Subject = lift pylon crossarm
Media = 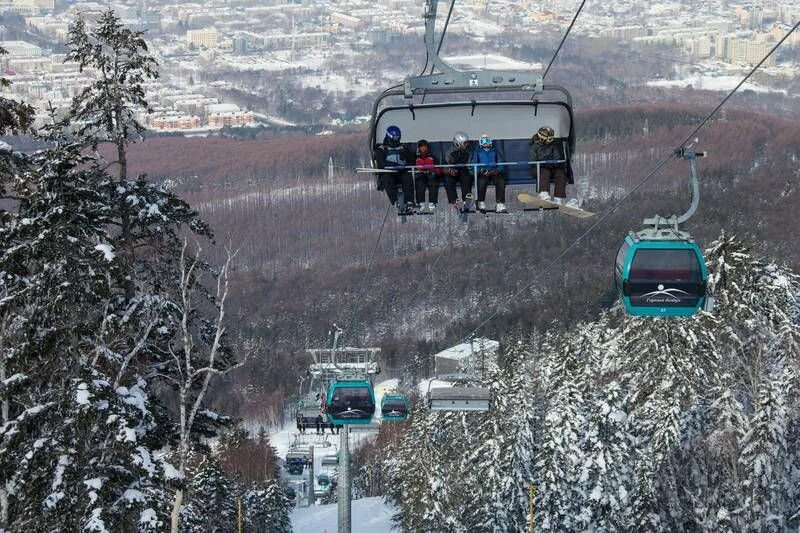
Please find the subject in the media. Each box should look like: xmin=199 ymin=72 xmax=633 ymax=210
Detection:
xmin=404 ymin=0 xmax=543 ymax=97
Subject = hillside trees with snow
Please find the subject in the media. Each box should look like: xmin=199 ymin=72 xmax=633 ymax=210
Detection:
xmin=384 ymin=234 xmax=800 ymax=531
xmin=0 ymin=13 xmax=291 ymax=532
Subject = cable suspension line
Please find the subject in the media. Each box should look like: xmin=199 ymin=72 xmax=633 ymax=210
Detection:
xmin=542 ymin=0 xmax=589 ymax=81
xmin=429 ymin=0 xmax=457 ymax=74
xmin=343 ymin=202 xmax=393 ymax=340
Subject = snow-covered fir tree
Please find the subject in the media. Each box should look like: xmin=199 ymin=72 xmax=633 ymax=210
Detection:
xmin=0 ymin=13 xmax=262 ymax=532
xmin=0 ymin=122 xmax=171 ymax=530
xmin=242 ymin=481 xmax=293 ymax=533
xmin=179 ymin=456 xmax=237 ymax=532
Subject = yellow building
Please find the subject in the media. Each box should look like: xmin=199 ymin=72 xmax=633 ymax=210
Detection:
xmin=186 ymin=27 xmax=218 ymax=48
xmin=724 ymin=37 xmax=774 ymax=67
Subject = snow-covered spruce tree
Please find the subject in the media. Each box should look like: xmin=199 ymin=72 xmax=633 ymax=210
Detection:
xmin=65 ymin=9 xmax=161 ymax=301
xmin=0 ymin=123 xmax=171 ymax=530
xmin=0 ymin=46 xmax=35 ymax=527
xmin=385 ymin=405 xmax=466 ymax=532
xmin=64 ymin=14 xmax=246 ymax=531
xmin=533 ymin=327 xmax=592 ymax=530
xmin=458 ymin=336 xmax=540 ymax=532
xmin=242 ymin=481 xmax=292 ymax=533
xmin=179 ymin=455 xmax=237 ymax=532
xmin=692 ymin=235 xmax=800 ymax=529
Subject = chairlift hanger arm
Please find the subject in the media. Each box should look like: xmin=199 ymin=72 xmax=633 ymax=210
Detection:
xmin=642 ymin=149 xmax=706 ymax=230
xmin=405 ymin=0 xmax=543 ymax=97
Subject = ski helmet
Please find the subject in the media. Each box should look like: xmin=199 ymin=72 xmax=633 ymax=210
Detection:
xmin=535 ymin=126 xmax=555 ymax=143
xmin=386 ymin=125 xmax=402 ymax=142
xmin=479 ymin=134 xmax=492 ymax=150
xmin=453 ymin=131 xmax=469 ymax=148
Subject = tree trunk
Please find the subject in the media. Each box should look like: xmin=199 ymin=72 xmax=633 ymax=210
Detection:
xmin=0 ymin=356 xmax=8 ymax=527
xmin=170 ymin=488 xmax=183 ymax=533
xmin=117 ymin=130 xmax=135 ymax=301
xmin=171 ymin=391 xmax=189 ymax=533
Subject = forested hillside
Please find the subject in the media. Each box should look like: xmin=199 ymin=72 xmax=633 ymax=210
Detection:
xmin=117 ymin=104 xmax=800 ymax=425
xmin=380 ymin=235 xmax=800 ymax=530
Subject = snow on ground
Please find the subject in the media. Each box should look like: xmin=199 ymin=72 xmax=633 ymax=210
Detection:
xmin=297 ymin=73 xmax=381 ymax=96
xmin=444 ymin=54 xmax=540 ymax=71
xmin=291 ymin=496 xmax=395 ymax=533
xmin=646 ymin=74 xmax=789 ymax=95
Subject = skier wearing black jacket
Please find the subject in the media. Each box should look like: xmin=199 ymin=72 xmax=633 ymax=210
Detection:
xmin=444 ymin=131 xmax=473 ymax=209
xmin=374 ymin=125 xmax=415 ymax=213
xmin=530 ymin=126 xmax=569 ymax=202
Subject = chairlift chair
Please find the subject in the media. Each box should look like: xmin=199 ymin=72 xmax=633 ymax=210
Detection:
xmin=426 ymin=374 xmax=491 ymax=412
xmin=368 ymin=0 xmax=576 ymax=200
xmin=321 ymin=452 xmax=339 ymax=467
xmin=615 ymin=149 xmax=712 ymax=316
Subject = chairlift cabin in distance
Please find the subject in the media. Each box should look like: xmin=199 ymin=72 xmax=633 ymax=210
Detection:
xmin=615 ymin=149 xmax=712 ymax=317
xmin=368 ymin=0 xmax=576 ymax=209
xmin=380 ymin=393 xmax=410 ymax=421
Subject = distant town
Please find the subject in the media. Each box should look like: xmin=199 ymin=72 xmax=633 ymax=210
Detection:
xmin=1 ymin=0 xmax=798 ymax=132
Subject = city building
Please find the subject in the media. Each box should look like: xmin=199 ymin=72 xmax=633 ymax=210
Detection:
xmin=723 ymin=36 xmax=775 ymax=66
xmin=152 ymin=114 xmax=201 ymax=130
xmin=0 ymin=40 xmax=44 ymax=58
xmin=207 ymin=110 xmax=254 ymax=128
xmin=186 ymin=27 xmax=218 ymax=48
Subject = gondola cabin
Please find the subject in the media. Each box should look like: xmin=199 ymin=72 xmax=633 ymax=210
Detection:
xmin=615 ymin=233 xmax=708 ymax=317
xmin=380 ymin=394 xmax=409 ymax=421
xmin=325 ymin=378 xmax=376 ymax=425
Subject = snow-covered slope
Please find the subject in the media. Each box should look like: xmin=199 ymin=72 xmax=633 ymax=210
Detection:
xmin=291 ymin=496 xmax=395 ymax=532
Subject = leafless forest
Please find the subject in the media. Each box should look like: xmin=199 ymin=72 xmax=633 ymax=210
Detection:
xmin=118 ymin=102 xmax=800 ymax=426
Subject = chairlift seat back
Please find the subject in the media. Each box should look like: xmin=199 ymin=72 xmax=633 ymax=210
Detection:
xmin=427 ymin=386 xmax=490 ymax=412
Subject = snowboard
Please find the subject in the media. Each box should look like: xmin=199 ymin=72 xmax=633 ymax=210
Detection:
xmin=517 ymin=193 xmax=594 ymax=218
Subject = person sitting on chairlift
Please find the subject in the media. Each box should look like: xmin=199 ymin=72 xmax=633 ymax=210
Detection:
xmin=531 ymin=126 xmax=576 ymax=207
xmin=414 ymin=139 xmax=442 ymax=213
xmin=374 ymin=125 xmax=415 ymax=214
xmin=445 ymin=132 xmax=473 ymax=211
xmin=471 ymin=134 xmax=507 ymax=213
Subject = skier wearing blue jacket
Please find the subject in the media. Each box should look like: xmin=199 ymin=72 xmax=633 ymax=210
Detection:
xmin=470 ymin=134 xmax=507 ymax=213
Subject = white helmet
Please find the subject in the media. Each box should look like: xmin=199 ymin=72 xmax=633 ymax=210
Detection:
xmin=453 ymin=131 xmax=469 ymax=148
